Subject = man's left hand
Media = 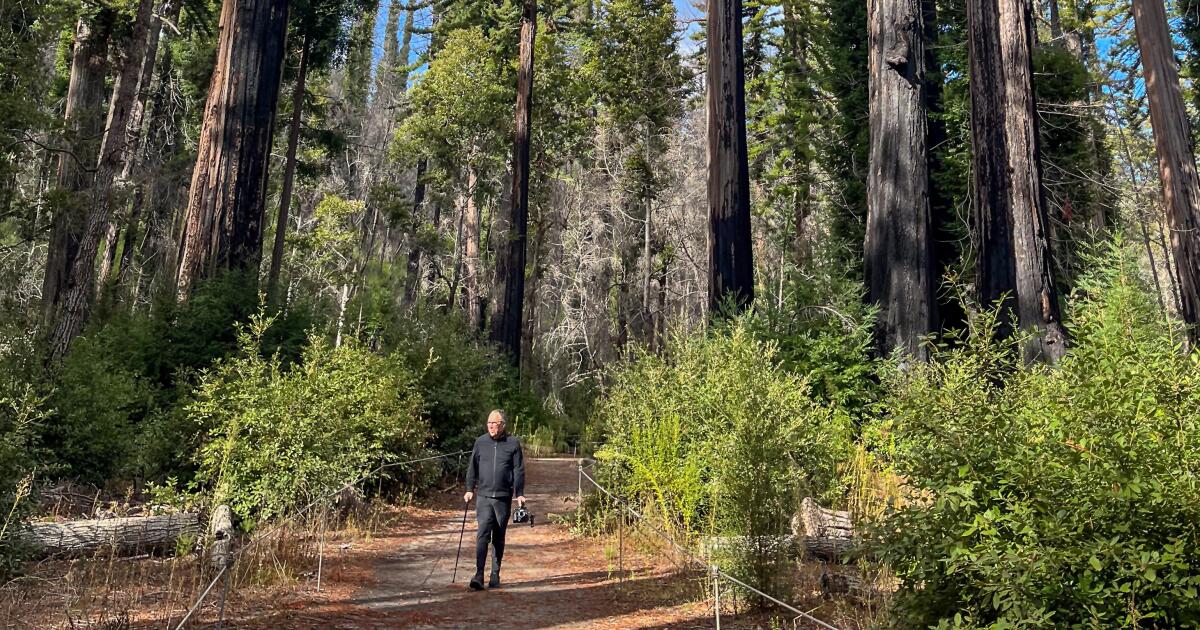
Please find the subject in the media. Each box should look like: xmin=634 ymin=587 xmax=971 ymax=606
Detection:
xmin=516 ymin=496 xmax=526 ymax=507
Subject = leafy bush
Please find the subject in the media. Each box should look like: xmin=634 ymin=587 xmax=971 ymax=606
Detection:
xmin=192 ymin=315 xmax=428 ymax=525
xmin=870 ymin=246 xmax=1200 ymax=628
xmin=47 ymin=331 xmax=154 ymax=481
xmin=40 ymin=272 xmax=312 ymax=484
xmin=747 ymin=270 xmax=880 ymax=418
xmin=595 ymin=323 xmax=852 ymax=593
xmin=0 ymin=376 xmax=43 ymax=578
xmin=382 ymin=309 xmax=551 ymax=452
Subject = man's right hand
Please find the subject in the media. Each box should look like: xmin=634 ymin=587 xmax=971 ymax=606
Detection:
xmin=464 ymin=491 xmax=473 ymax=503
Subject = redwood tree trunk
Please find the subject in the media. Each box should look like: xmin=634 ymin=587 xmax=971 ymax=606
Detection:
xmin=1133 ymin=0 xmax=1200 ymax=347
xmin=267 ymin=33 xmax=311 ymax=303
xmin=41 ymin=13 xmax=114 ymax=331
xmin=49 ymin=0 xmax=155 ymax=359
xmin=706 ymin=0 xmax=754 ymax=315
xmin=489 ymin=0 xmax=536 ymax=367
xmin=967 ymin=0 xmax=1068 ymax=362
xmin=175 ymin=0 xmax=290 ymax=299
xmin=865 ymin=0 xmax=935 ymax=360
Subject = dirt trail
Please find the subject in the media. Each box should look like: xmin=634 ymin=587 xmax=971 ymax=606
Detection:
xmin=227 ymin=458 xmax=734 ymax=629
xmin=6 ymin=458 xmax=857 ymax=629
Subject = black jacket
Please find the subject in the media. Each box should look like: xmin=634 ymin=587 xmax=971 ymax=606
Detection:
xmin=465 ymin=433 xmax=525 ymax=499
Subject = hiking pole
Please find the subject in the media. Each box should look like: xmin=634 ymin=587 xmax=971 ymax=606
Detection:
xmin=452 ymin=499 xmax=470 ymax=583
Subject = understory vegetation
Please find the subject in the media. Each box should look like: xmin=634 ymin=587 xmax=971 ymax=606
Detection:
xmin=587 ymin=244 xmax=1200 ymax=627
xmin=5 ymin=0 xmax=1200 ymax=622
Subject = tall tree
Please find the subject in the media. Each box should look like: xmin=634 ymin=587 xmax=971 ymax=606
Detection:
xmin=49 ymin=0 xmax=157 ymax=359
xmin=706 ymin=0 xmax=753 ymax=314
xmin=175 ymin=0 xmax=291 ymax=299
xmin=267 ymin=34 xmax=311 ymax=302
xmin=864 ymin=0 xmax=935 ymax=359
xmin=490 ymin=0 xmax=537 ymax=364
xmin=966 ymin=0 xmax=1067 ymax=362
xmin=41 ymin=12 xmax=114 ymax=331
xmin=1132 ymin=0 xmax=1200 ymax=347
xmin=113 ymin=0 xmax=183 ymax=291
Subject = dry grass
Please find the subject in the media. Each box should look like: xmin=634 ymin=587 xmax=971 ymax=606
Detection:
xmin=0 ymin=498 xmax=406 ymax=629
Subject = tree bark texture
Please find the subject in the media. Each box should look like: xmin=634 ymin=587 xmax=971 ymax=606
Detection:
xmin=865 ymin=0 xmax=935 ymax=360
xmin=1133 ymin=0 xmax=1200 ymax=347
xmin=49 ymin=0 xmax=156 ymax=360
xmin=267 ymin=33 xmax=310 ymax=303
xmin=490 ymin=0 xmax=536 ymax=367
xmin=967 ymin=0 xmax=1068 ymax=362
xmin=175 ymin=0 xmax=290 ymax=299
xmin=41 ymin=13 xmax=114 ymax=331
xmin=706 ymin=0 xmax=754 ymax=315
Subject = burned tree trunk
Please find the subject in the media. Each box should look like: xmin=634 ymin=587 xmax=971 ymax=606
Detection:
xmin=1133 ymin=0 xmax=1200 ymax=347
xmin=175 ymin=0 xmax=290 ymax=299
xmin=865 ymin=0 xmax=935 ymax=360
xmin=490 ymin=0 xmax=536 ymax=367
xmin=967 ymin=0 xmax=1068 ymax=362
xmin=706 ymin=0 xmax=754 ymax=315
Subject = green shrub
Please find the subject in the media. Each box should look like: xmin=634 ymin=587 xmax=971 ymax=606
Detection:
xmin=595 ymin=323 xmax=852 ymax=593
xmin=747 ymin=270 xmax=880 ymax=418
xmin=191 ymin=315 xmax=428 ymax=525
xmin=870 ymin=246 xmax=1200 ymax=628
xmin=382 ymin=309 xmax=551 ymax=452
xmin=47 ymin=331 xmax=154 ymax=481
xmin=0 ymin=377 xmax=43 ymax=578
xmin=40 ymin=272 xmax=313 ymax=484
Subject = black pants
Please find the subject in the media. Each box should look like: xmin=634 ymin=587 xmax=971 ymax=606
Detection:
xmin=475 ymin=495 xmax=511 ymax=575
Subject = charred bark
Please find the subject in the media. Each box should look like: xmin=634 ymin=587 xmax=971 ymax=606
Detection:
xmin=967 ymin=0 xmax=1068 ymax=362
xmin=865 ymin=0 xmax=935 ymax=360
xmin=706 ymin=0 xmax=754 ymax=315
xmin=489 ymin=0 xmax=536 ymax=367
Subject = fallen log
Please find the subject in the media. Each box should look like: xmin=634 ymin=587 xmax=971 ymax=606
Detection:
xmin=22 ymin=512 xmax=202 ymax=558
xmin=702 ymin=498 xmax=859 ymax=562
xmin=701 ymin=532 xmax=856 ymax=562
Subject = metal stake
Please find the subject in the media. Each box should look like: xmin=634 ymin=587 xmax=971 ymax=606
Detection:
xmin=618 ymin=506 xmax=624 ymax=583
xmin=316 ymin=505 xmax=327 ymax=593
xmin=712 ymin=565 xmax=721 ymax=629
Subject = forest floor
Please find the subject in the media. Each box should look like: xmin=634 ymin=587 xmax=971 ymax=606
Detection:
xmin=2 ymin=458 xmax=872 ymax=629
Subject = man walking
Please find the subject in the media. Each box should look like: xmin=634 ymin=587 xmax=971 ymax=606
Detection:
xmin=464 ymin=409 xmax=526 ymax=591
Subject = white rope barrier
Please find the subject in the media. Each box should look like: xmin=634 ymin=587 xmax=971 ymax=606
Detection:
xmin=578 ymin=465 xmax=842 ymax=630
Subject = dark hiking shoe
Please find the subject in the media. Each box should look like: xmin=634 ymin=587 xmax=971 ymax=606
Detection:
xmin=488 ymin=573 xmax=501 ymax=588
xmin=469 ymin=574 xmax=484 ymax=591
